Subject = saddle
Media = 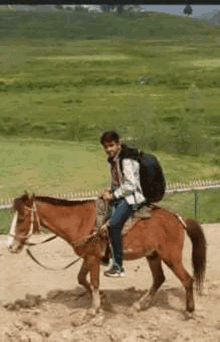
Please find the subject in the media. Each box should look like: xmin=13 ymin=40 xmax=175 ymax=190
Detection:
xmin=95 ymin=197 xmax=152 ymax=237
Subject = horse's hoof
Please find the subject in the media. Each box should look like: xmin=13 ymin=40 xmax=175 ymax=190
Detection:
xmin=184 ymin=311 xmax=194 ymax=320
xmin=133 ymin=302 xmax=142 ymax=312
xmin=96 ymin=307 xmax=104 ymax=315
xmin=87 ymin=308 xmax=97 ymax=317
xmin=93 ymin=310 xmax=105 ymax=327
xmin=125 ymin=307 xmax=135 ymax=318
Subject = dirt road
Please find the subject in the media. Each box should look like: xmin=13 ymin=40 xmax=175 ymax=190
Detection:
xmin=0 ymin=224 xmax=220 ymax=342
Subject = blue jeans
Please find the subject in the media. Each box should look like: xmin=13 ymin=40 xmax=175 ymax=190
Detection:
xmin=108 ymin=199 xmax=133 ymax=267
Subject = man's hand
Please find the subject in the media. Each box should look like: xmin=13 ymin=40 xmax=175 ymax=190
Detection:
xmin=100 ymin=189 xmax=113 ymax=201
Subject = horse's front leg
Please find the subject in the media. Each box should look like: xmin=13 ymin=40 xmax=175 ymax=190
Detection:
xmin=89 ymin=256 xmax=101 ymax=314
xmin=78 ymin=256 xmax=101 ymax=313
xmin=78 ymin=258 xmax=92 ymax=294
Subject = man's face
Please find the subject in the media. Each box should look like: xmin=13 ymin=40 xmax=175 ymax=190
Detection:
xmin=103 ymin=140 xmax=121 ymax=158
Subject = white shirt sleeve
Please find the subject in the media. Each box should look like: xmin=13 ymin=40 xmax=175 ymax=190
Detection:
xmin=114 ymin=159 xmax=140 ymax=199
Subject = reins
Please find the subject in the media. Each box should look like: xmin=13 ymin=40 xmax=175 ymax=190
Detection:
xmin=26 ymin=247 xmax=82 ymax=271
xmin=26 ymin=230 xmax=103 ymax=271
xmin=25 ymin=232 xmax=101 ymax=271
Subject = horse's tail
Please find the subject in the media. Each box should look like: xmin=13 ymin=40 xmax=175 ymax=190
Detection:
xmin=185 ymin=218 xmax=207 ymax=294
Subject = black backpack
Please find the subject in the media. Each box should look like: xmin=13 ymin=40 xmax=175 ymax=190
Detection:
xmin=119 ymin=146 xmax=166 ymax=204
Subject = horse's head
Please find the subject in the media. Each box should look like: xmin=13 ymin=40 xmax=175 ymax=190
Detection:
xmin=8 ymin=192 xmax=38 ymax=253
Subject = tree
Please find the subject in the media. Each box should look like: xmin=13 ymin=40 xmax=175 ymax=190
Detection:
xmin=102 ymin=5 xmax=114 ymax=12
xmin=117 ymin=5 xmax=123 ymax=14
xmin=183 ymin=4 xmax=193 ymax=16
xmin=55 ymin=5 xmax=63 ymax=11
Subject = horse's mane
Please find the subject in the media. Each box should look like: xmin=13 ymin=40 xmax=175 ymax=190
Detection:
xmin=13 ymin=193 xmax=95 ymax=212
xmin=35 ymin=196 xmax=94 ymax=207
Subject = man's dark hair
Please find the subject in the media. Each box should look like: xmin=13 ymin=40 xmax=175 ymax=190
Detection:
xmin=100 ymin=131 xmax=120 ymax=145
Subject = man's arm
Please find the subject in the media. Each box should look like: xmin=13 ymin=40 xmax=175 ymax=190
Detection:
xmin=113 ymin=159 xmax=139 ymax=199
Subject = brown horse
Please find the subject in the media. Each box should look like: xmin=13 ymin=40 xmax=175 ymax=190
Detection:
xmin=7 ymin=193 xmax=206 ymax=315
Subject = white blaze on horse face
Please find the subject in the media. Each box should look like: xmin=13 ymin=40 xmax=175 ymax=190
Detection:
xmin=7 ymin=211 xmax=18 ymax=248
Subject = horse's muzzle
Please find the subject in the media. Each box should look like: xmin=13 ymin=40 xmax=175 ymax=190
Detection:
xmin=8 ymin=240 xmax=24 ymax=253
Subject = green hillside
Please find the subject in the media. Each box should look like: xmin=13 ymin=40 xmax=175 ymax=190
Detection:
xmin=0 ymin=10 xmax=219 ymax=156
xmin=0 ymin=9 xmax=218 ymax=40
xmin=0 ymin=9 xmax=219 ymax=229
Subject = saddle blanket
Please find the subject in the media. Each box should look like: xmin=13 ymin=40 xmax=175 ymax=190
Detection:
xmin=95 ymin=198 xmax=154 ymax=237
xmin=122 ymin=205 xmax=152 ymax=236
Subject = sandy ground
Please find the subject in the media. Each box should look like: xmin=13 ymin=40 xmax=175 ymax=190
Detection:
xmin=0 ymin=223 xmax=220 ymax=342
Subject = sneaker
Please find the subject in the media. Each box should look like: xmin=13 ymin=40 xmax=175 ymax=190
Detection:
xmin=104 ymin=264 xmax=125 ymax=278
xmin=120 ymin=266 xmax=125 ymax=277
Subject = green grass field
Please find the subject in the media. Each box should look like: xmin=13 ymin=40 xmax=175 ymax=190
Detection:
xmin=0 ymin=136 xmax=219 ymax=200
xmin=0 ymin=9 xmax=219 ymax=232
xmin=0 ymin=136 xmax=219 ymax=234
xmin=0 ymin=35 xmax=219 ymax=158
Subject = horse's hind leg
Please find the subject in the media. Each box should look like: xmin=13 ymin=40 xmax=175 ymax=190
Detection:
xmin=133 ymin=253 xmax=165 ymax=311
xmin=163 ymin=257 xmax=194 ymax=313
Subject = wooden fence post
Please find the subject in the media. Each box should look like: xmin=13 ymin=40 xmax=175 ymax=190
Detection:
xmin=194 ymin=190 xmax=199 ymax=220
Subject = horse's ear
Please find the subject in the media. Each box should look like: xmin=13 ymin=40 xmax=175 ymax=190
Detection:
xmin=24 ymin=191 xmax=32 ymax=201
xmin=24 ymin=190 xmax=29 ymax=199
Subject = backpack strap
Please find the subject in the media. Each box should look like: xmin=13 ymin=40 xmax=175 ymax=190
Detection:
xmin=118 ymin=145 xmax=142 ymax=175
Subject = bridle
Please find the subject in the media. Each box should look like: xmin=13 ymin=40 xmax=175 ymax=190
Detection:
xmin=9 ymin=198 xmax=104 ymax=271
xmin=9 ymin=201 xmax=41 ymax=242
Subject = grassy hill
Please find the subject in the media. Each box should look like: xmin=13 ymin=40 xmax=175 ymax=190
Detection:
xmin=1 ymin=9 xmax=218 ymax=40
xmin=0 ymin=10 xmax=219 ymax=154
xmin=0 ymin=9 xmax=219 ymax=229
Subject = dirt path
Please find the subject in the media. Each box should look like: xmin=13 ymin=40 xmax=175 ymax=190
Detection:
xmin=0 ymin=224 xmax=220 ymax=342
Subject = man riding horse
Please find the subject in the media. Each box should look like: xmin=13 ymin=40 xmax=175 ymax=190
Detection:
xmin=100 ymin=131 xmax=165 ymax=277
xmin=7 ymin=131 xmax=206 ymax=315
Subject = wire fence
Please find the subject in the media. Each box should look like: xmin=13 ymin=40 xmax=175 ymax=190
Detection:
xmin=164 ymin=179 xmax=220 ymax=220
xmin=162 ymin=186 xmax=220 ymax=222
xmin=0 ymin=180 xmax=219 ymax=222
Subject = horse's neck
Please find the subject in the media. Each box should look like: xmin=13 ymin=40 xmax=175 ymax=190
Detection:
xmin=37 ymin=200 xmax=96 ymax=244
